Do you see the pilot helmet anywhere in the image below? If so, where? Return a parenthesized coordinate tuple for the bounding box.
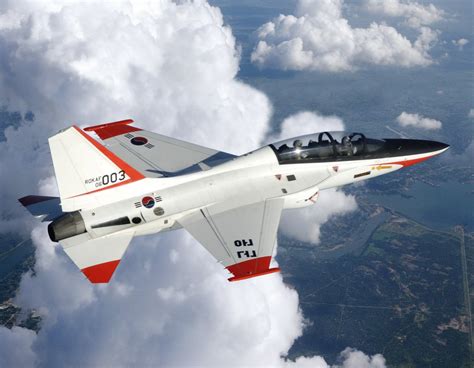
(293, 139, 303, 148)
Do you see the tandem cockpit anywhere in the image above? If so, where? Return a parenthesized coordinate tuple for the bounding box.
(270, 132, 386, 164)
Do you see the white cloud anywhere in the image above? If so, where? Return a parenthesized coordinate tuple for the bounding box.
(468, 109, 474, 118)
(452, 38, 469, 50)
(336, 348, 387, 368)
(0, 327, 36, 367)
(0, 0, 270, 233)
(365, 0, 444, 29)
(281, 188, 357, 244)
(0, 1, 383, 367)
(251, 0, 438, 72)
(268, 111, 345, 143)
(396, 111, 442, 130)
(283, 348, 386, 368)
(13, 230, 303, 367)
(272, 111, 357, 244)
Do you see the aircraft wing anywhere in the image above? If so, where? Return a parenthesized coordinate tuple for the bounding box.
(179, 199, 284, 281)
(84, 119, 235, 177)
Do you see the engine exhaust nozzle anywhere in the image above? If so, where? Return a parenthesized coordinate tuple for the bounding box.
(48, 211, 86, 242)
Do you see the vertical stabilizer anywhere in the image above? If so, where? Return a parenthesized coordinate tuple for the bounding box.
(48, 126, 144, 203)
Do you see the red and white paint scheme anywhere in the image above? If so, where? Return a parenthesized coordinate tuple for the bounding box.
(19, 120, 449, 283)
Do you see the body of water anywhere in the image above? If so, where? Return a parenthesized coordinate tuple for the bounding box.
(367, 181, 473, 232)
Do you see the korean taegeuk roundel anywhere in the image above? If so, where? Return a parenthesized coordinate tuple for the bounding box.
(141, 196, 155, 209)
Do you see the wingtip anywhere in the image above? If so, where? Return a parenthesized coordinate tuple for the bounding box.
(82, 119, 140, 140)
(226, 256, 280, 282)
(228, 267, 280, 282)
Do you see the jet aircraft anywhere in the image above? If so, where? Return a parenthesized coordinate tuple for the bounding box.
(19, 119, 449, 283)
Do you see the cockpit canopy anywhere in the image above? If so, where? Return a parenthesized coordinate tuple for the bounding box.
(270, 131, 386, 164)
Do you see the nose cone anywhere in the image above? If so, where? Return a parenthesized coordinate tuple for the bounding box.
(410, 139, 449, 153)
(434, 141, 450, 151)
(383, 138, 449, 167)
(384, 138, 449, 156)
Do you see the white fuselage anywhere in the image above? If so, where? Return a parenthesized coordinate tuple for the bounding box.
(74, 145, 443, 241)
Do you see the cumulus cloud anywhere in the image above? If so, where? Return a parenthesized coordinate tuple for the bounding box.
(272, 111, 357, 244)
(366, 0, 444, 29)
(251, 0, 439, 72)
(284, 348, 386, 367)
(267, 111, 345, 143)
(452, 38, 469, 50)
(0, 0, 270, 233)
(396, 111, 442, 130)
(336, 348, 387, 368)
(280, 188, 357, 244)
(0, 327, 36, 367)
(13, 230, 304, 367)
(0, 1, 382, 367)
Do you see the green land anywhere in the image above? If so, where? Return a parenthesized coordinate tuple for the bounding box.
(280, 200, 473, 368)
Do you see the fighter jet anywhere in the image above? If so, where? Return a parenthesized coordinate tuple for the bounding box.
(19, 119, 449, 283)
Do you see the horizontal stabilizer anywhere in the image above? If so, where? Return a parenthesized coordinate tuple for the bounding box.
(18, 195, 63, 222)
(60, 231, 134, 283)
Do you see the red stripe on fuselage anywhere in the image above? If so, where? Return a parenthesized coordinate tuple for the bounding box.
(70, 126, 144, 197)
(385, 153, 436, 167)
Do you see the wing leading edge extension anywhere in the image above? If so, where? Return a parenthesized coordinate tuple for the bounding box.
(179, 199, 284, 281)
(84, 119, 236, 178)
